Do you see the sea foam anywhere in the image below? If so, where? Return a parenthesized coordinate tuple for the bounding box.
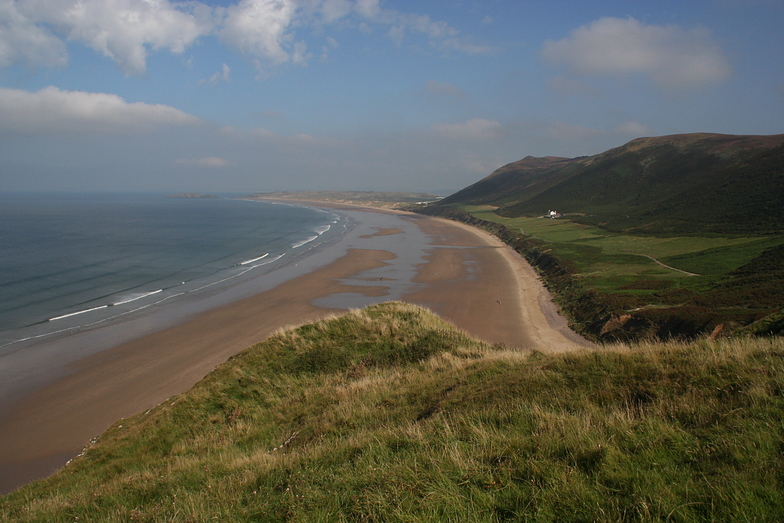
(113, 289, 163, 306)
(240, 253, 269, 266)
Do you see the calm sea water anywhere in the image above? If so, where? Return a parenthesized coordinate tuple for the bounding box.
(0, 193, 343, 348)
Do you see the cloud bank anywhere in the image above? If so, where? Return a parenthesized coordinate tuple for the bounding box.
(0, 86, 201, 133)
(15, 0, 211, 76)
(542, 17, 731, 90)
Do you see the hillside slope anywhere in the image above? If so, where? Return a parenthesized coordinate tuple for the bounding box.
(3, 303, 783, 521)
(440, 133, 784, 235)
(440, 155, 579, 208)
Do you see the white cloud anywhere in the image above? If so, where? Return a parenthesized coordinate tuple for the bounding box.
(0, 86, 201, 133)
(222, 0, 468, 68)
(542, 17, 731, 90)
(306, 1, 495, 56)
(354, 0, 379, 19)
(20, 0, 212, 76)
(290, 40, 310, 65)
(1, 0, 491, 74)
(176, 156, 231, 167)
(319, 35, 338, 60)
(423, 80, 466, 99)
(432, 118, 503, 141)
(387, 12, 456, 41)
(220, 0, 298, 66)
(0, 0, 67, 67)
(314, 0, 352, 23)
(199, 62, 231, 85)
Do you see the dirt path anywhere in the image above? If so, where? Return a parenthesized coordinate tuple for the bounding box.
(629, 253, 700, 276)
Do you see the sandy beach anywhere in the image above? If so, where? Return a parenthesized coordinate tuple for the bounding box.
(0, 205, 589, 495)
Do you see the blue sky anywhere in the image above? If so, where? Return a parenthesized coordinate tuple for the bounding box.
(0, 0, 782, 194)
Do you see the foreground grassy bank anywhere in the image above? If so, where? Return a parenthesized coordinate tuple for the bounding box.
(3, 303, 783, 521)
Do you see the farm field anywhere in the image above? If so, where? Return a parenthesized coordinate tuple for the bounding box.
(454, 205, 784, 305)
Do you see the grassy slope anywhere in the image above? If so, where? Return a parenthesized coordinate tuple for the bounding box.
(439, 156, 580, 208)
(3, 303, 783, 521)
(439, 134, 784, 236)
(494, 134, 784, 236)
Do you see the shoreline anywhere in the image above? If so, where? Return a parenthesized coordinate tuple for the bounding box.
(0, 204, 589, 495)
(0, 198, 349, 354)
(0, 201, 354, 414)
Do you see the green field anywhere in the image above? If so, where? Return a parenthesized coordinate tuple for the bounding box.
(3, 303, 783, 521)
(458, 205, 784, 302)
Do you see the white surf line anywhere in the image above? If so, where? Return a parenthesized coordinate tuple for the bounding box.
(112, 289, 163, 305)
(190, 268, 255, 292)
(49, 305, 109, 322)
(1, 324, 86, 350)
(240, 253, 269, 265)
(11, 254, 286, 346)
(291, 236, 319, 249)
(255, 253, 284, 266)
(188, 254, 283, 293)
(95, 252, 286, 319)
(2, 253, 292, 351)
(1, 292, 187, 351)
(91, 292, 187, 323)
(3, 217, 348, 351)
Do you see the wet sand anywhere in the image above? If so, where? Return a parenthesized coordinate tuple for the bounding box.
(0, 206, 589, 495)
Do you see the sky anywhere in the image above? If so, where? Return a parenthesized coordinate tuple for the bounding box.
(0, 0, 782, 195)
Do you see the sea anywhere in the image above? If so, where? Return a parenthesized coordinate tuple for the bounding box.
(0, 192, 347, 352)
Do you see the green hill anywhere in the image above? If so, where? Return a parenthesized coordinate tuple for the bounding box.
(2, 303, 783, 521)
(441, 155, 580, 208)
(425, 133, 784, 340)
(441, 133, 784, 235)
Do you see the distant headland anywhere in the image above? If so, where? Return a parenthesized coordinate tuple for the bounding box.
(166, 192, 219, 199)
